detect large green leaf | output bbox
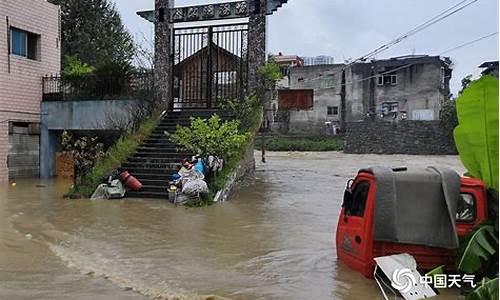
[467,277,499,300]
[454,75,499,191]
[457,224,499,273]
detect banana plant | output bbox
[454,75,499,299]
[454,75,499,192]
[467,277,499,300]
[457,224,498,274]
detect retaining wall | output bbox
[344,120,457,155]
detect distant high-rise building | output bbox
[303,55,335,66]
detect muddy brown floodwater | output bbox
[0,152,466,300]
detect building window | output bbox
[321,76,335,89]
[215,71,237,84]
[377,74,397,86]
[10,28,39,60]
[381,102,399,115]
[440,67,446,89]
[327,106,339,116]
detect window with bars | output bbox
[377,74,397,86]
[327,106,339,116]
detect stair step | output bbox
[132,152,188,157]
[127,157,186,164]
[128,173,172,181]
[140,142,177,146]
[139,179,170,186]
[122,161,179,167]
[141,185,169,193]
[119,167,178,174]
[136,146,180,152]
[143,137,175,142]
[149,133,174,138]
[127,191,169,199]
[134,153,190,159]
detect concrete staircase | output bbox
[122,110,231,199]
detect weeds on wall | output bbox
[66,113,159,198]
[60,131,105,183]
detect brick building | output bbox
[0,0,60,181]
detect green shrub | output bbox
[167,115,250,159]
[62,55,95,78]
[220,95,260,131]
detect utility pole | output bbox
[340,69,346,130]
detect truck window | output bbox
[350,181,370,217]
[456,193,476,223]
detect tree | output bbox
[459,74,473,95]
[48,0,135,67]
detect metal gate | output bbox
[172,23,249,110]
[8,122,40,179]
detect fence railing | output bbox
[42,73,154,101]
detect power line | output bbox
[439,31,499,55]
[294,0,483,85]
[352,31,498,84]
[344,0,480,68]
[293,31,498,87]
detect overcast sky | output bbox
[112,0,499,95]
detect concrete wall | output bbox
[40,100,136,178]
[0,0,60,181]
[344,120,457,155]
[283,56,451,135]
[348,58,450,121]
[287,64,344,135]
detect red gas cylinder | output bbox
[119,171,143,191]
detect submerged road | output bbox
[0,152,465,299]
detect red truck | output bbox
[336,166,488,278]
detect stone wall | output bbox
[213,141,255,202]
[344,120,457,155]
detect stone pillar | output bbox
[40,126,57,179]
[248,0,267,94]
[154,0,174,108]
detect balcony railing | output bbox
[42,72,154,101]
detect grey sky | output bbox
[112,0,499,95]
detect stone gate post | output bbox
[154,0,174,107]
[248,0,267,94]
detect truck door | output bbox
[336,175,376,277]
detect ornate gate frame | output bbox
[137,0,287,110]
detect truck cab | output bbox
[336,167,488,278]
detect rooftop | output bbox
[478,61,499,68]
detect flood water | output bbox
[0,152,466,300]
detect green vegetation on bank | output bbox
[170,97,262,207]
[254,136,344,152]
[66,113,160,198]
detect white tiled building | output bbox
[0,0,61,181]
